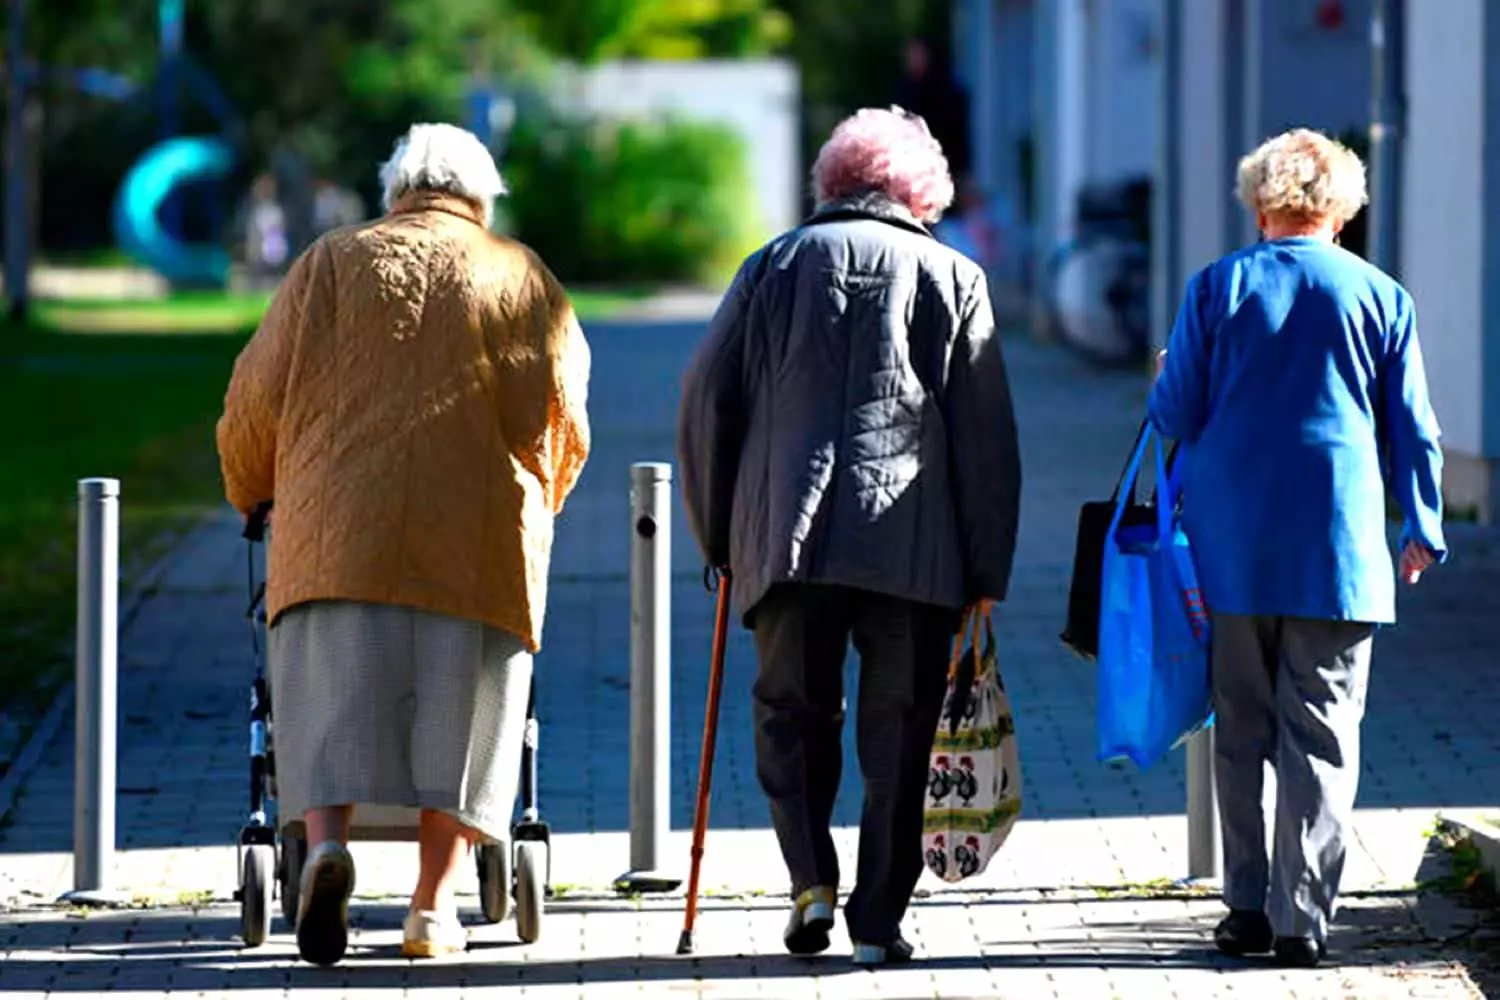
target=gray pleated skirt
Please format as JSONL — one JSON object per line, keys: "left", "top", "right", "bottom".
{"left": 267, "top": 599, "right": 533, "bottom": 843}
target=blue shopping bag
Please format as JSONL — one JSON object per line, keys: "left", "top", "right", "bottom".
{"left": 1095, "top": 426, "right": 1214, "bottom": 770}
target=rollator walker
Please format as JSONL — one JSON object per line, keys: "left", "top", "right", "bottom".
{"left": 230, "top": 502, "right": 552, "bottom": 947}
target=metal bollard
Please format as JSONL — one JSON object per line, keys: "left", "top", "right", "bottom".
{"left": 64, "top": 478, "right": 125, "bottom": 904}
{"left": 615, "top": 463, "right": 681, "bottom": 893}
{"left": 1185, "top": 727, "right": 1222, "bottom": 882}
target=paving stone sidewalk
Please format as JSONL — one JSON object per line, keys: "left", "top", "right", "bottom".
{"left": 2, "top": 320, "right": 1499, "bottom": 997}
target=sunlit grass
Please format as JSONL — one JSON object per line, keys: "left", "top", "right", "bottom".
{"left": 0, "top": 323, "right": 245, "bottom": 714}
{"left": 30, "top": 285, "right": 652, "bottom": 337}
{"left": 31, "top": 292, "right": 274, "bottom": 336}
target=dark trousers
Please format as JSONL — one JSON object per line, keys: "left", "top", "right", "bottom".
{"left": 1212, "top": 614, "right": 1375, "bottom": 946}
{"left": 750, "top": 583, "right": 957, "bottom": 943}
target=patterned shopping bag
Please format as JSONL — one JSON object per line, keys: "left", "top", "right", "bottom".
{"left": 922, "top": 608, "right": 1024, "bottom": 883}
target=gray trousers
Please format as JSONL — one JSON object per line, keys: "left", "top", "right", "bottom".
{"left": 750, "top": 583, "right": 958, "bottom": 944}
{"left": 1212, "top": 613, "right": 1375, "bottom": 945}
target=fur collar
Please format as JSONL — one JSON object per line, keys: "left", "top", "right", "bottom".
{"left": 805, "top": 192, "right": 932, "bottom": 237}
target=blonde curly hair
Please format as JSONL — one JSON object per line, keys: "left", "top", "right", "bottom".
{"left": 1235, "top": 128, "right": 1368, "bottom": 225}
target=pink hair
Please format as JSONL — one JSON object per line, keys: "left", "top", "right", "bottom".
{"left": 811, "top": 107, "right": 955, "bottom": 223}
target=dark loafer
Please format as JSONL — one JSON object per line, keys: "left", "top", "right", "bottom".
{"left": 784, "top": 886, "right": 837, "bottom": 956}
{"left": 852, "top": 933, "right": 915, "bottom": 968}
{"left": 296, "top": 841, "right": 356, "bottom": 966}
{"left": 1213, "top": 909, "right": 1274, "bottom": 957}
{"left": 1273, "top": 936, "right": 1326, "bottom": 969}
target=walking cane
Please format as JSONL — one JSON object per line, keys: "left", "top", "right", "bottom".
{"left": 677, "top": 566, "right": 732, "bottom": 956}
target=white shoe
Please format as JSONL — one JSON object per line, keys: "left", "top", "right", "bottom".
{"left": 402, "top": 909, "right": 467, "bottom": 958}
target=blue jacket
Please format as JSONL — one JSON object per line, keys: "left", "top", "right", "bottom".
{"left": 1149, "top": 237, "right": 1446, "bottom": 625}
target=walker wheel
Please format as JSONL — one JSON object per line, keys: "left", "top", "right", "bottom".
{"left": 240, "top": 844, "right": 274, "bottom": 947}
{"left": 477, "top": 841, "right": 510, "bottom": 924}
{"left": 515, "top": 840, "right": 545, "bottom": 944}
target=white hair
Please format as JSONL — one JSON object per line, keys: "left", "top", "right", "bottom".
{"left": 379, "top": 123, "right": 507, "bottom": 226}
{"left": 1235, "top": 128, "right": 1367, "bottom": 225}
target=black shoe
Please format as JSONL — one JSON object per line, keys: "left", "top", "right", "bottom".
{"left": 851, "top": 933, "right": 915, "bottom": 968}
{"left": 1273, "top": 937, "right": 1326, "bottom": 969}
{"left": 296, "top": 842, "right": 356, "bottom": 966}
{"left": 1213, "top": 909, "right": 1274, "bottom": 957}
{"left": 783, "top": 887, "right": 837, "bottom": 956}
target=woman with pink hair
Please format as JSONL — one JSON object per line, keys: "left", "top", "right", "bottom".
{"left": 678, "top": 107, "right": 1022, "bottom": 968}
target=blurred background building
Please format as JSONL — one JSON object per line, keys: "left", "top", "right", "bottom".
{"left": 949, "top": 0, "right": 1496, "bottom": 524}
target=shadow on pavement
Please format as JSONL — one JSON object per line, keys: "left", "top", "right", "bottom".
{"left": 3, "top": 837, "right": 1494, "bottom": 994}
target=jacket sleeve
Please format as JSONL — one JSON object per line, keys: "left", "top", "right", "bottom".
{"left": 515, "top": 262, "right": 592, "bottom": 516}
{"left": 546, "top": 305, "right": 592, "bottom": 515}
{"left": 1149, "top": 270, "right": 1214, "bottom": 442}
{"left": 216, "top": 244, "right": 319, "bottom": 515}
{"left": 1382, "top": 292, "right": 1448, "bottom": 561}
{"left": 677, "top": 256, "right": 756, "bottom": 568}
{"left": 944, "top": 273, "right": 1022, "bottom": 603}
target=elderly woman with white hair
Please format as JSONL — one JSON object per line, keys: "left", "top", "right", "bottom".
{"left": 678, "top": 107, "right": 1022, "bottom": 967}
{"left": 1151, "top": 128, "right": 1445, "bottom": 968}
{"left": 217, "top": 123, "right": 590, "bottom": 965}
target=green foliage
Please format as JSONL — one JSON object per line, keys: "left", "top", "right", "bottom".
{"left": 194, "top": 0, "right": 549, "bottom": 186}
{"left": 505, "top": 115, "right": 759, "bottom": 284}
{"left": 512, "top": 0, "right": 791, "bottom": 63}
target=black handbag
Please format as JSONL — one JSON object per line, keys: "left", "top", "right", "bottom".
{"left": 1060, "top": 422, "right": 1178, "bottom": 661}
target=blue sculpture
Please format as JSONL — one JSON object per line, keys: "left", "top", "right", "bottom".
{"left": 112, "top": 137, "right": 236, "bottom": 288}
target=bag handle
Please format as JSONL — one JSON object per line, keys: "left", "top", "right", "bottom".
{"left": 944, "top": 606, "right": 997, "bottom": 735}
{"left": 1109, "top": 420, "right": 1150, "bottom": 503}
{"left": 946, "top": 606, "right": 998, "bottom": 680}
{"left": 1155, "top": 430, "right": 1176, "bottom": 540}
{"left": 1110, "top": 420, "right": 1183, "bottom": 506}
{"left": 947, "top": 606, "right": 982, "bottom": 682}
{"left": 1107, "top": 424, "right": 1155, "bottom": 538}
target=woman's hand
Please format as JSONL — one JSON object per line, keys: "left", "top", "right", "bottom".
{"left": 1400, "top": 540, "right": 1435, "bottom": 585}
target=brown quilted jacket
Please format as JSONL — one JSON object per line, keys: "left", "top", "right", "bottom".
{"left": 216, "top": 191, "right": 591, "bottom": 651}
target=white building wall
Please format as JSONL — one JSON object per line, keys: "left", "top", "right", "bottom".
{"left": 1053, "top": 0, "right": 1089, "bottom": 247}
{"left": 1401, "top": 0, "right": 1485, "bottom": 458}
{"left": 1251, "top": 0, "right": 1373, "bottom": 140}
{"left": 1084, "top": 0, "right": 1160, "bottom": 184}
{"left": 1174, "top": 0, "right": 1229, "bottom": 278}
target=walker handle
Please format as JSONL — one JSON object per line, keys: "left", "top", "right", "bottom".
{"left": 243, "top": 501, "right": 273, "bottom": 543}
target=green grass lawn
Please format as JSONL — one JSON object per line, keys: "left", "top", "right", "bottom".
{"left": 0, "top": 319, "right": 249, "bottom": 717}
{"left": 30, "top": 287, "right": 649, "bottom": 336}
{"left": 0, "top": 283, "right": 656, "bottom": 720}
{"left": 32, "top": 291, "right": 276, "bottom": 335}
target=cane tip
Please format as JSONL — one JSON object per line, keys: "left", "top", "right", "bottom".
{"left": 676, "top": 929, "right": 695, "bottom": 955}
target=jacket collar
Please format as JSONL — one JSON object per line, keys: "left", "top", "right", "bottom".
{"left": 805, "top": 192, "right": 933, "bottom": 238}
{"left": 389, "top": 190, "right": 487, "bottom": 227}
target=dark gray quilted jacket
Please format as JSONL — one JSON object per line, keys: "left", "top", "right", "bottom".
{"left": 677, "top": 194, "right": 1022, "bottom": 621}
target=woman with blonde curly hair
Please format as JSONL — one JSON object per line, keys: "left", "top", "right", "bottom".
{"left": 1150, "top": 128, "right": 1445, "bottom": 968}
{"left": 678, "top": 107, "right": 1021, "bottom": 967}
